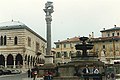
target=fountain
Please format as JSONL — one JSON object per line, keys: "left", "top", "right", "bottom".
{"left": 36, "top": 37, "right": 116, "bottom": 80}
{"left": 54, "top": 37, "right": 105, "bottom": 80}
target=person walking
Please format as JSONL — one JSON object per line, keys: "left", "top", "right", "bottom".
{"left": 82, "top": 65, "right": 90, "bottom": 80}
{"left": 27, "top": 69, "right": 31, "bottom": 78}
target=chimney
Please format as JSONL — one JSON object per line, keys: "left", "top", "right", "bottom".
{"left": 114, "top": 25, "right": 116, "bottom": 28}
{"left": 103, "top": 28, "right": 105, "bottom": 30}
{"left": 92, "top": 32, "right": 94, "bottom": 38}
{"left": 89, "top": 34, "right": 91, "bottom": 39}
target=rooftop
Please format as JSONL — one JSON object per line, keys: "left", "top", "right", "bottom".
{"left": 0, "top": 21, "right": 46, "bottom": 42}
{"left": 90, "top": 36, "right": 120, "bottom": 42}
{"left": 0, "top": 21, "right": 25, "bottom": 27}
{"left": 100, "top": 25, "right": 120, "bottom": 32}
{"left": 54, "top": 36, "right": 80, "bottom": 44}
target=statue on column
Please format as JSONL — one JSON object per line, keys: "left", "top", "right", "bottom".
{"left": 44, "top": 1, "right": 54, "bottom": 22}
{"left": 44, "top": 1, "right": 54, "bottom": 16}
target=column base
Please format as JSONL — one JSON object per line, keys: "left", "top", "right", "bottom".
{"left": 45, "top": 55, "right": 54, "bottom": 64}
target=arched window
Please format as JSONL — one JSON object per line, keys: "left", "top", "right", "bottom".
{"left": 14, "top": 36, "right": 18, "bottom": 45}
{"left": 1, "top": 36, "right": 3, "bottom": 45}
{"left": 4, "top": 35, "right": 7, "bottom": 45}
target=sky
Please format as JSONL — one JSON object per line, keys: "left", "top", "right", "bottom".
{"left": 0, "top": 0, "right": 120, "bottom": 47}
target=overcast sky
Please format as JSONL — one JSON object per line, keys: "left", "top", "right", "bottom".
{"left": 0, "top": 0, "right": 120, "bottom": 47}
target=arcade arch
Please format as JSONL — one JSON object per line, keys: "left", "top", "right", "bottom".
{"left": 7, "top": 54, "right": 14, "bottom": 68}
{"left": 0, "top": 55, "right": 5, "bottom": 67}
{"left": 15, "top": 54, "right": 23, "bottom": 68}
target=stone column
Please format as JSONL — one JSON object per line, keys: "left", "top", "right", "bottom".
{"left": 22, "top": 56, "right": 25, "bottom": 69}
{"left": 5, "top": 57, "right": 7, "bottom": 68}
{"left": 43, "top": 1, "right": 54, "bottom": 64}
{"left": 13, "top": 55, "right": 16, "bottom": 68}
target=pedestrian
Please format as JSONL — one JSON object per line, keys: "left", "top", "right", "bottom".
{"left": 82, "top": 65, "right": 90, "bottom": 80}
{"left": 27, "top": 69, "right": 31, "bottom": 78}
{"left": 93, "top": 66, "right": 99, "bottom": 80}
{"left": 111, "top": 73, "right": 115, "bottom": 80}
{"left": 33, "top": 71, "right": 37, "bottom": 80}
{"left": 31, "top": 70, "right": 33, "bottom": 78}
{"left": 44, "top": 71, "right": 49, "bottom": 80}
{"left": 48, "top": 71, "right": 53, "bottom": 80}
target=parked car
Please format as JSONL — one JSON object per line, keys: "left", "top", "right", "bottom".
{"left": 0, "top": 70, "right": 3, "bottom": 75}
{"left": 2, "top": 70, "right": 11, "bottom": 75}
{"left": 11, "top": 70, "right": 21, "bottom": 74}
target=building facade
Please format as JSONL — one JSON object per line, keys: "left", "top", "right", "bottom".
{"left": 0, "top": 21, "right": 46, "bottom": 69}
{"left": 91, "top": 25, "right": 120, "bottom": 64}
{"left": 54, "top": 25, "right": 120, "bottom": 64}
{"left": 54, "top": 37, "right": 80, "bottom": 63}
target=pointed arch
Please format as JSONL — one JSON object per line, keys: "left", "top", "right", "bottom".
{"left": 33, "top": 57, "right": 35, "bottom": 66}
{"left": 30, "top": 56, "right": 33, "bottom": 65}
{"left": 37, "top": 58, "right": 39, "bottom": 63}
{"left": 15, "top": 54, "right": 23, "bottom": 65}
{"left": 25, "top": 55, "right": 27, "bottom": 61}
{"left": 0, "top": 55, "right": 5, "bottom": 66}
{"left": 28, "top": 55, "right": 30, "bottom": 65}
{"left": 41, "top": 59, "right": 45, "bottom": 64}
{"left": 7, "top": 54, "right": 14, "bottom": 65}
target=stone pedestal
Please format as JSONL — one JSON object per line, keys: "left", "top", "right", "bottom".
{"left": 45, "top": 55, "right": 54, "bottom": 64}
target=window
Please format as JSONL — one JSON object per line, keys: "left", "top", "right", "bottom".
{"left": 64, "top": 52, "right": 67, "bottom": 57}
{"left": 56, "top": 44, "right": 59, "bottom": 48}
{"left": 103, "top": 45, "right": 105, "bottom": 49}
{"left": 70, "top": 43, "right": 73, "bottom": 48}
{"left": 28, "top": 37, "right": 31, "bottom": 47}
{"left": 112, "top": 33, "right": 114, "bottom": 36}
{"left": 36, "top": 42, "right": 39, "bottom": 52}
{"left": 117, "top": 32, "right": 119, "bottom": 36}
{"left": 116, "top": 45, "right": 119, "bottom": 51}
{"left": 14, "top": 36, "right": 18, "bottom": 45}
{"left": 64, "top": 44, "right": 66, "bottom": 48}
{"left": 1, "top": 36, "right": 3, "bottom": 45}
{"left": 56, "top": 52, "right": 61, "bottom": 58}
{"left": 108, "top": 33, "right": 110, "bottom": 37}
{"left": 4, "top": 35, "right": 7, "bottom": 45}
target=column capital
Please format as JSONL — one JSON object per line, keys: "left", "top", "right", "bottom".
{"left": 45, "top": 16, "right": 52, "bottom": 23}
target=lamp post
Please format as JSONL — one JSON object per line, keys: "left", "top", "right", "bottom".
{"left": 44, "top": 1, "right": 54, "bottom": 63}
